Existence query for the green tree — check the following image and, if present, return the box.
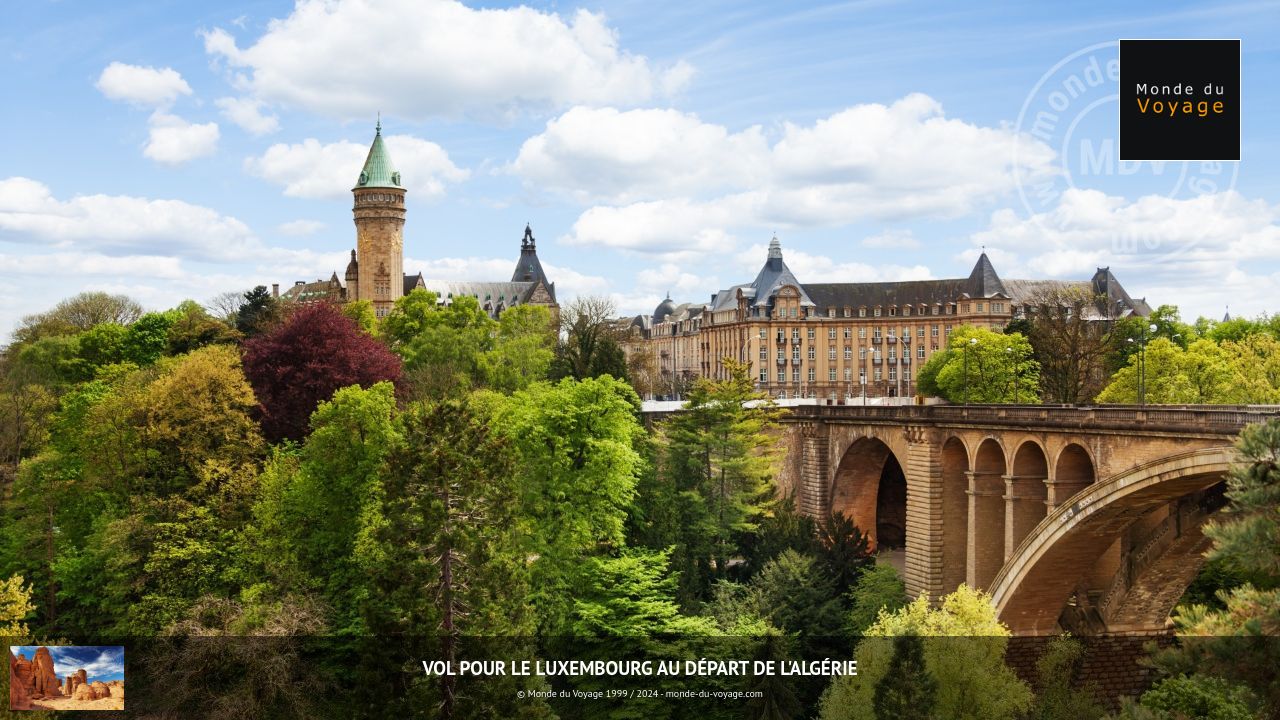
[385,290,497,399]
[1222,334,1280,404]
[1024,635,1105,720]
[1152,419,1280,716]
[235,285,279,336]
[245,383,399,633]
[846,565,907,638]
[485,376,644,634]
[749,549,845,640]
[819,585,1032,720]
[570,547,715,637]
[550,295,630,382]
[1096,337,1196,404]
[76,322,128,370]
[341,299,378,335]
[13,291,142,344]
[917,326,1038,403]
[121,310,179,365]
[165,299,240,354]
[478,304,555,393]
[815,512,874,596]
[661,358,782,605]
[873,635,937,720]
[1125,675,1260,720]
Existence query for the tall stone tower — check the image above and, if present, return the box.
[351,121,405,317]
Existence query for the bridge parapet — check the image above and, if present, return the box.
[782,404,1277,434]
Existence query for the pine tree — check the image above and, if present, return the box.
[873,635,937,720]
[662,358,782,605]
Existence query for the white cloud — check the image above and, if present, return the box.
[215,96,279,135]
[635,263,718,299]
[144,112,220,164]
[861,229,920,250]
[0,176,254,260]
[202,0,691,120]
[530,95,1056,256]
[969,188,1280,320]
[510,106,767,204]
[734,242,934,284]
[0,252,185,279]
[246,134,468,199]
[277,219,325,236]
[565,195,758,260]
[96,62,192,107]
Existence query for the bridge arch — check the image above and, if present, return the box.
[830,437,907,553]
[1051,443,1096,509]
[969,437,1007,589]
[990,447,1235,635]
[1008,441,1050,559]
[940,436,969,593]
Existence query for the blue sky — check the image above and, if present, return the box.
[11,645,125,683]
[2,0,1278,339]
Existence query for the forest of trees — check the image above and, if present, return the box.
[1,288,1278,718]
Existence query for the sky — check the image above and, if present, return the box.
[11,645,125,683]
[2,0,1279,340]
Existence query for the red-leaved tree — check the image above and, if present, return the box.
[242,302,401,442]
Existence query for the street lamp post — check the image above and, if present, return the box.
[1006,346,1017,404]
[1128,322,1159,405]
[963,337,978,404]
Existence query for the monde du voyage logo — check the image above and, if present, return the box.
[1120,39,1241,161]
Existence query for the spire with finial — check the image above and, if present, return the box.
[522,223,535,249]
[354,117,400,189]
[767,235,782,259]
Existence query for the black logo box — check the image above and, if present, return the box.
[1119,39,1240,161]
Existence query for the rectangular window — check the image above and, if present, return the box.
[829,368,837,381]
[844,367,852,381]
[904,306,911,316]
[874,369,882,381]
[931,324,939,337]
[808,347,816,360]
[792,347,800,361]
[917,327,925,338]
[828,308,835,318]
[858,327,867,339]
[828,347,836,360]
[859,307,867,317]
[874,307,882,317]
[844,346,852,360]
[859,369,866,382]
[889,368,897,381]
[873,328,882,339]
[843,307,851,317]
[945,326,953,337]
[917,345,925,358]
[889,307,897,316]
[977,302,984,312]
[932,343,939,352]
[828,328,837,340]
[807,328,815,340]
[859,348,867,360]
[760,368,768,382]
[759,347,767,359]
[792,369,800,382]
[778,370,786,383]
[808,368,816,381]
[791,328,799,341]
[759,328,766,339]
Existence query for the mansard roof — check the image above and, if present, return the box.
[747,237,815,308]
[804,278,976,311]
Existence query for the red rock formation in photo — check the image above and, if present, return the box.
[30,646,62,698]
[8,650,32,711]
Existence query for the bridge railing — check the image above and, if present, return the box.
[782,403,1280,433]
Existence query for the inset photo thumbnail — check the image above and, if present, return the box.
[8,645,124,711]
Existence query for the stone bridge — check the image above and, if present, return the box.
[655,403,1279,636]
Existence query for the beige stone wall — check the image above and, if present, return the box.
[353,188,405,317]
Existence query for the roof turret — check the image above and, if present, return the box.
[353,120,403,190]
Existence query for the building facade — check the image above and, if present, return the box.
[621,237,1150,401]
[278,123,558,320]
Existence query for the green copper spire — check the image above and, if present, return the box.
[354,120,403,190]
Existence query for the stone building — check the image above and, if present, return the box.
[620,237,1149,400]
[278,122,557,319]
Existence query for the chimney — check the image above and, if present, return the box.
[272,283,279,297]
